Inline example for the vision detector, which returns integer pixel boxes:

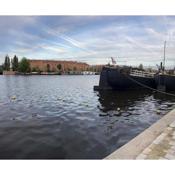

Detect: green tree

[18,57,31,73]
[11,55,19,71]
[0,65,3,74]
[73,66,77,71]
[46,64,50,72]
[32,67,41,73]
[57,64,62,71]
[35,67,41,73]
[32,67,37,72]
[4,55,10,71]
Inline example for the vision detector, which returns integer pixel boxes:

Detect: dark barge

[94,65,156,90]
[94,65,175,92]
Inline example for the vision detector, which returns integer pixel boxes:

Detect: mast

[163,41,166,73]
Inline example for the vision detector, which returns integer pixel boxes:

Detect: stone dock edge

[105,108,175,159]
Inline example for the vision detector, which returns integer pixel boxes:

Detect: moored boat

[94,65,156,90]
[94,41,175,92]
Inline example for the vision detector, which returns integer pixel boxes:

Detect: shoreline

[2,71,99,76]
[105,107,175,159]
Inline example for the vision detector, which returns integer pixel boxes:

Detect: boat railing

[130,70,155,78]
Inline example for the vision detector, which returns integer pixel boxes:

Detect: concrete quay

[105,108,175,160]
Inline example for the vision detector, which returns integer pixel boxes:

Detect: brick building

[28,59,89,72]
[88,64,104,72]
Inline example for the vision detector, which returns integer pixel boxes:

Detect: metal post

[157,41,166,91]
[163,41,166,73]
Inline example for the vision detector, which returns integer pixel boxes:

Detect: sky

[0,16,175,67]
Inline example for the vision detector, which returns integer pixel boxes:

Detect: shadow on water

[93,89,175,157]
[97,89,152,112]
[97,89,175,113]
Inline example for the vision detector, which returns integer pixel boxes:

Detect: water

[0,75,174,159]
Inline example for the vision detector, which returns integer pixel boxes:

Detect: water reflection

[0,75,175,159]
[97,89,175,115]
[95,89,175,155]
[97,90,151,112]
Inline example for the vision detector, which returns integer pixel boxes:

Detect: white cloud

[0,16,175,67]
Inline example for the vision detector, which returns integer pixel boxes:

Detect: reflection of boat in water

[97,89,175,114]
[97,89,152,111]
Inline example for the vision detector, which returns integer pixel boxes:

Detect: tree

[35,67,41,73]
[68,68,72,71]
[52,67,56,72]
[4,55,10,71]
[138,63,143,70]
[18,57,31,73]
[0,65,3,74]
[11,55,19,71]
[73,66,77,71]
[32,67,41,73]
[46,64,50,72]
[57,64,62,71]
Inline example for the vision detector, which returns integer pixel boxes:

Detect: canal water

[0,75,174,159]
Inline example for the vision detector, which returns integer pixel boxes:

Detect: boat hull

[155,74,175,91]
[96,66,156,90]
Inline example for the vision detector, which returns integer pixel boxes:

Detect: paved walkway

[136,120,175,160]
[105,108,175,160]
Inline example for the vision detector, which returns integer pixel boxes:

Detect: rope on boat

[125,75,175,97]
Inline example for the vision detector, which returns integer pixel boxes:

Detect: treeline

[0,55,30,74]
[0,55,104,75]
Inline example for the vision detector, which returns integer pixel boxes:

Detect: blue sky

[0,16,175,67]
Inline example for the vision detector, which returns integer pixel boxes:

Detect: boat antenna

[163,40,166,73]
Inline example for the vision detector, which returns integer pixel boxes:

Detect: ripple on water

[0,76,175,159]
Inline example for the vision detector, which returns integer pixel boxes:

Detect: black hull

[107,68,156,90]
[95,66,156,90]
[155,74,175,91]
